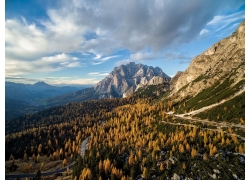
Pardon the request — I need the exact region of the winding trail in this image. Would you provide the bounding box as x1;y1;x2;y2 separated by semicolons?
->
166;88;245;128
174;88;245;117
161;121;245;140
80;136;90;157
164;89;245;140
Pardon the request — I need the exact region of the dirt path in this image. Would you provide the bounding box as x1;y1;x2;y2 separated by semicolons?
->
161;121;245;140
80;137;90;157
175;88;245;116
166;89;245;129
164;89;245;140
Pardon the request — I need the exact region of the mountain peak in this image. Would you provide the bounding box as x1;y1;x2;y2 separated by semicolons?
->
95;62;171;98
128;62;135;65
33;81;50;86
170;20;245;101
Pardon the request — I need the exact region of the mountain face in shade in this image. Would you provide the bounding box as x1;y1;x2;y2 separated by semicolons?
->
94;62;171;98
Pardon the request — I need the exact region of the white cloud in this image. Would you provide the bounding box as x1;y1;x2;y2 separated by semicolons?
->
50;78;99;85
129;51;191;61
203;11;245;37
5;0;244;79
7;0;244;60
91;62;103;65
207;11;244;26
88;72;109;76
93;54;102;60
101;55;119;61
130;52;159;61
91;55;119;65
115;59;132;66
5;53;82;76
5;17;85;60
200;29;210;35
5;76;99;85
63;61;82;68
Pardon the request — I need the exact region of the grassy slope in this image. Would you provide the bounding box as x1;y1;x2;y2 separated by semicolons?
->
194;92;245;123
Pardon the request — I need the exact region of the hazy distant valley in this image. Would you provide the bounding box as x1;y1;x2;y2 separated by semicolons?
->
5;81;91;119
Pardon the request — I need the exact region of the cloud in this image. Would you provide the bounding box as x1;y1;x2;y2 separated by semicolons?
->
48;78;99;85
114;51;192;67
200;29;210;35
91;55;119;65
84;0;243;52
200;11;245;37
115;59;132;66
91;62;103;65
129;51;191;61
5;0;244;79
88;72;109;76
101;55;119;61
6;0;244;57
93;54;102;60
6;76;98;85
130;52;158;61
5;17;85;60
5;53;83;76
5;75;26;80
5;16;86;77
207;11;244;26
164;52;191;61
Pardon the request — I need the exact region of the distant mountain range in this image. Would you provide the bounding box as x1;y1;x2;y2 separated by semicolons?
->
5;63;170;119
43;62;171;107
5;81;91;119
5;81;89;102
6;21;245;120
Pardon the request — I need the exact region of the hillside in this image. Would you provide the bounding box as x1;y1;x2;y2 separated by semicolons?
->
5;21;245;180
170;20;245;102
5;98;46;119
40;87;97;107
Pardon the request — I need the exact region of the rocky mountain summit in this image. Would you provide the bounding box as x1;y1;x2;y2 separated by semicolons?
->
169;20;245;101
94;62;171;98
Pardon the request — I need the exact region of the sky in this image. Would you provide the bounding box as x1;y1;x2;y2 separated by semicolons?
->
4;0;245;86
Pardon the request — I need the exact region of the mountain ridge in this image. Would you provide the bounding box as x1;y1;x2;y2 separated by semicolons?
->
94;62;171;98
169;20;245;102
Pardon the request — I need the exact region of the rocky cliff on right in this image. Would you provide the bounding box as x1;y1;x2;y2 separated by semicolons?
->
169;20;245;103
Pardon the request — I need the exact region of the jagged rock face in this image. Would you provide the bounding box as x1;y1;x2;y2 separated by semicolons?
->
170;20;245;101
170;71;183;90
94;62;170;98
123;76;168;97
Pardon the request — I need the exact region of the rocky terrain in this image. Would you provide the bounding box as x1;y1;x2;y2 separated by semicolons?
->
170;71;183;91
94;62;171;98
169;20;245;102
24;63;171;112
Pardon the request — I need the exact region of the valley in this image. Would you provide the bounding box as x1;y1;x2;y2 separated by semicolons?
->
5;20;245;180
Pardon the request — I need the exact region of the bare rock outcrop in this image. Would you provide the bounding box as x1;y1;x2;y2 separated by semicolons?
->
94;62;171;99
169;20;245;101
